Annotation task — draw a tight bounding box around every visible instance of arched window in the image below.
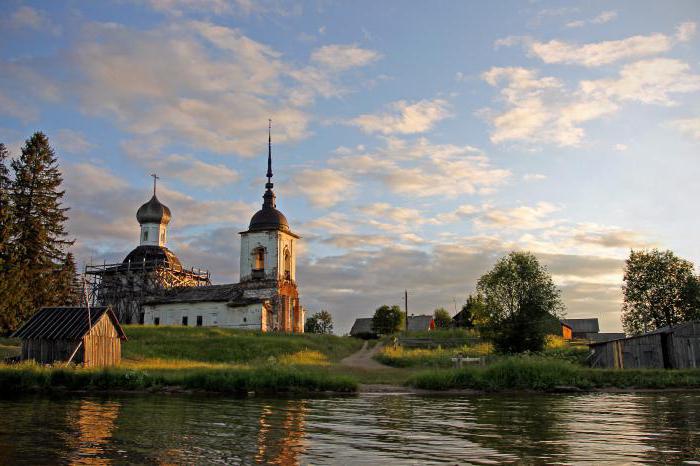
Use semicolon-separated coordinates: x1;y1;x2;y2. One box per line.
283;248;291;280
253;247;265;271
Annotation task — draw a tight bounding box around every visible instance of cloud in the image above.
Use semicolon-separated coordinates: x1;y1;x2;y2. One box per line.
668;117;700;140
571;227;653;249
566;10;617;28
523;173;547;181
155;154;240;188
349;99;452;135
310;44;381;71
145;0;298;17
613;143;628;151
54;129;94;154
480;66;617;146
580;58;700;105
329;138;511;198
475;202;560;231
6;6;59;34
499;23;693;67
0;91;37;122
291;168;355;208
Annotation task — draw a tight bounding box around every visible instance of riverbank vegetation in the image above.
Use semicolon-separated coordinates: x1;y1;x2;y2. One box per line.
406;356;700;391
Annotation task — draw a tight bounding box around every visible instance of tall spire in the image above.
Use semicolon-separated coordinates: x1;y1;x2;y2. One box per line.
266;119;273;189
150;173;159;196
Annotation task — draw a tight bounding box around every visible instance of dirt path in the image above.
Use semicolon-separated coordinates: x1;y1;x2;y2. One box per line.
340;341;394;370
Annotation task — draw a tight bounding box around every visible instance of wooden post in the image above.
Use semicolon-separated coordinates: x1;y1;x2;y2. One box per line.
405;290;408;333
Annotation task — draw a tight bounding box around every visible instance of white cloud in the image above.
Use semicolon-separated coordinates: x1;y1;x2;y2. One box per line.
292;168;355;208
523;173;547;181
499;23;693;67
310;44;381;71
580;58;700;105
54;129;94;154
145;0;298;17
613;143;628;151
156;154;240;188
475;202;560;231
330;138;510;198
349;99;452;135
676;22;697;42
566;10;617;28
668;117;700;140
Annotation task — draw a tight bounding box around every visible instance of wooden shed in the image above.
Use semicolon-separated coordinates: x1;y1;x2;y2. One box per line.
11;307;127;367
589;321;700;369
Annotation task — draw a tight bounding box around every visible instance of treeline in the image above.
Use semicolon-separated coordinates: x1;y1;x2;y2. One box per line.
0;132;79;334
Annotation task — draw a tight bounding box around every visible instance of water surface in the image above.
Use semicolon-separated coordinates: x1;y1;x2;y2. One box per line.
0;392;698;464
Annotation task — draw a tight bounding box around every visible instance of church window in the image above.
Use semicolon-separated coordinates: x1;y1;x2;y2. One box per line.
196;316;203;327
143;230;149;241
253;247;265;270
154;317;160;326
182;316;188;326
284;248;291;280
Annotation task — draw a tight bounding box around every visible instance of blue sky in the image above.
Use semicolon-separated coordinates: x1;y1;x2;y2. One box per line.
2;0;699;333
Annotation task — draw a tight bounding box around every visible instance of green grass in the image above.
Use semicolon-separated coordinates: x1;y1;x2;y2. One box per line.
121;325;363;364
0;362;357;395
0;337;20;359
406;356;700;391
375;343;493;368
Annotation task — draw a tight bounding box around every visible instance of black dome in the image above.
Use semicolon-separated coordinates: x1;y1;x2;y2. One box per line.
136;195;171;225
249;207;289;232
123;245;182;269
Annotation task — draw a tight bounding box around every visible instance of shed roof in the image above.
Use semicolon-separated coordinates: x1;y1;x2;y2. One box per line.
350;318;374;335
12;307;127;341
561;318;599;334
407;315;434;332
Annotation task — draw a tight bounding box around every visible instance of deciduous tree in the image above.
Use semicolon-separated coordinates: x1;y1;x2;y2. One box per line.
304;310;334;334
372;305;404;335
621;249;700;335
477;251;565;353
433;307;451;329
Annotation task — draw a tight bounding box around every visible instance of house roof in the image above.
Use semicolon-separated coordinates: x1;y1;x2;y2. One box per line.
407;315;434;332
11;307;127;341
350;318;374;335
561;318;599;333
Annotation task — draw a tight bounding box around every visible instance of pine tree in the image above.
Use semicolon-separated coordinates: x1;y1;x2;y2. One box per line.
53;252;81;306
9;132;74;318
0;143;11;261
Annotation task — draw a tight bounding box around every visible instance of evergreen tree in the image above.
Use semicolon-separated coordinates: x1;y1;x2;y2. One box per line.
53;252;81;306
9;132;73;320
0;143;11;262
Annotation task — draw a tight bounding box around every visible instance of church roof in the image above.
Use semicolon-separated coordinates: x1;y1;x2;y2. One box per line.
123;245;182;269
145;283;267;307
136;194;171;225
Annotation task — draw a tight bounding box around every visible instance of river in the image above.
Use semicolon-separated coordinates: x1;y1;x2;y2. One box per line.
0;392;698;464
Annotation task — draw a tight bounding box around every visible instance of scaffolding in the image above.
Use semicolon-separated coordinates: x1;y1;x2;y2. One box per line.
84;258;211;323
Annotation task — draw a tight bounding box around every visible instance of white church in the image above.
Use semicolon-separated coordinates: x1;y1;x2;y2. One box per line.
140;125;304;332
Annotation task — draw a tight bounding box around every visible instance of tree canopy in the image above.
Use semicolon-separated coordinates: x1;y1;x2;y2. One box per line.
477;251;565;353
304;310;334;334
433;308;451;329
621;249;700;335
372;305;404;335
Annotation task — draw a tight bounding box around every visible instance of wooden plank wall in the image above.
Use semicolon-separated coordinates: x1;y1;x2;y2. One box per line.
82;313;122;367
22;339;82;364
668;322;700;369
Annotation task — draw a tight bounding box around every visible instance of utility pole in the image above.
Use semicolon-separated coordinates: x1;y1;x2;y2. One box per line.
405;289;408;332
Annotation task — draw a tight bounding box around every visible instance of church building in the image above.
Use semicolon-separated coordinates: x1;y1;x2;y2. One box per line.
142;125;304;332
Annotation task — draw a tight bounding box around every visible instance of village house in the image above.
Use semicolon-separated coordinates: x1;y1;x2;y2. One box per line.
11;307;127;367
350;315;435;338
560;318;625;342
142;125;304;333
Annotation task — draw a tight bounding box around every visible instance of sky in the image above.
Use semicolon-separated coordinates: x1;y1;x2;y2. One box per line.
1;0;699;334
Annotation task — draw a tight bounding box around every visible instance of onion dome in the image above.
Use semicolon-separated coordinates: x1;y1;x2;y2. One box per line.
248;119;289;232
136;195;171;225
122;245;182;269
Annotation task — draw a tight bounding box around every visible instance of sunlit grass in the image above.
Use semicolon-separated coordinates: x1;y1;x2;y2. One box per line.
278;350;330;366
376;343;494;368
121;358;244;370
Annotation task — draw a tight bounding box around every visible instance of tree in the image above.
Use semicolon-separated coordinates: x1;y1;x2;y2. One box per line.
5;132;73;328
372;305;404;335
433;308;451;329
477;251;565;353
621;249;700;335
53;252;81;306
454;294;487;329
0;143;11;262
304;310;334;334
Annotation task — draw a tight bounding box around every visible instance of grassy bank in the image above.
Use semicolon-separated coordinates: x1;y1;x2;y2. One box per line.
406;356;700;391
376;343;493;368
0;362;357;395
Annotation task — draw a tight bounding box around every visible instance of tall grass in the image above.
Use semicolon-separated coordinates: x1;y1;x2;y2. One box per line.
376;343;493;368
0;362;357;395
407;356;700;391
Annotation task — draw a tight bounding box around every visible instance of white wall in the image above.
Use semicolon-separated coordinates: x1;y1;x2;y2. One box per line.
140;222;166;246
239;230;297;282
143;302;264;330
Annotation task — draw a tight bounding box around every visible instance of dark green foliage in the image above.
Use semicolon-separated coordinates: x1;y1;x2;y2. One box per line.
372;305;404;335
53;252;81;306
0;133;75;333
406;356;700;391
477;251;565;354
304;310;334;334
622;249;700;335
454;294;486;328
433;308;451;329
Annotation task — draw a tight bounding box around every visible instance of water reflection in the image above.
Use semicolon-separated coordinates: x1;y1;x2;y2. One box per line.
0;392;698;464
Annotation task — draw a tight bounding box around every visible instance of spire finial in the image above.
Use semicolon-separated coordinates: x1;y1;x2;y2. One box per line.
266;119;273;186
150;173;159;196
